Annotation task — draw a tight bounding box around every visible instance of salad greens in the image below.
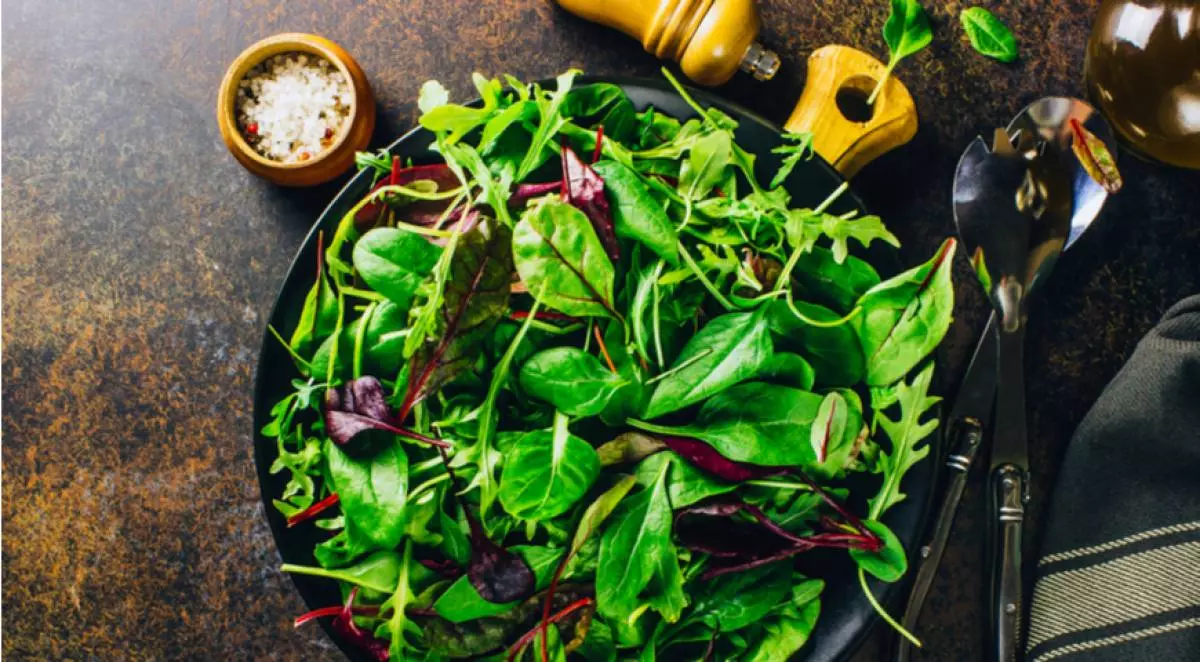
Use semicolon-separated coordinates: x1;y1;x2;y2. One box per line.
868;0;934;105
960;7;1019;63
264;69;955;661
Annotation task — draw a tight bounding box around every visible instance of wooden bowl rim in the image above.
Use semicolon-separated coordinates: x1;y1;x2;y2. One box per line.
216;32;364;172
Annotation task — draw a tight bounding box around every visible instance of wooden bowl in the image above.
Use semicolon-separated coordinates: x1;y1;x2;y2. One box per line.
216;33;375;187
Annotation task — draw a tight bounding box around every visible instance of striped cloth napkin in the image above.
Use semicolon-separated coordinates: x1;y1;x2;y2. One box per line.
1027;295;1200;661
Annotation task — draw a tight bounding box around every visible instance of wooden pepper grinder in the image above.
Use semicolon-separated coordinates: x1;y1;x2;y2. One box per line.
554;0;918;177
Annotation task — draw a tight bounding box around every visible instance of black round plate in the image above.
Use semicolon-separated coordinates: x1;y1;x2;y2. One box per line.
253;76;941;662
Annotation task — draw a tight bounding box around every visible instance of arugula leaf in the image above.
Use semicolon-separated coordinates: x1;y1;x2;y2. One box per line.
867;363;940;519
643;310;773;419
381;540;418;659
596;459;674;622
513;197;619;318
769;131;816;189
352;228;444;309
960;7;1018;63
519;347;626;417
325;439;409;551
439;505;471;567
785;208;900;264
854;238;956;387
499;412;602;521
868;0;934;104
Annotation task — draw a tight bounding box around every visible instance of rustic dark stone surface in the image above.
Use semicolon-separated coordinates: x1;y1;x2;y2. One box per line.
2;0;1197;659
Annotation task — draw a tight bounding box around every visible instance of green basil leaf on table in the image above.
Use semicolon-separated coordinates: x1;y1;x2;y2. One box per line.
513;197;619;318
498;412;602;521
643;309;773;419
592;160;679;265
960;7;1019;63
870;0;934;104
849;520;908;582
324;439;409;552
352;227;444;309
596;458;675;622
767;299;865;387
518;347;626;417
854;238;956;387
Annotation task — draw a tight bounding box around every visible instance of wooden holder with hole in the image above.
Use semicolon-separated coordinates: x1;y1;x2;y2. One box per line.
784;45;918;178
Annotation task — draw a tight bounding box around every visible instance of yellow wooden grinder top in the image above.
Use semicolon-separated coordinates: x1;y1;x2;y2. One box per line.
554;0;919;178
555;0;780;85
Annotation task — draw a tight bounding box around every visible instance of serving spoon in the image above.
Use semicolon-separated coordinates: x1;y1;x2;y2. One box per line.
894;97;1116;662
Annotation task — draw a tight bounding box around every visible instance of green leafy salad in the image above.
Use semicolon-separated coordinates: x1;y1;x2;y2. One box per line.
262;69;956;661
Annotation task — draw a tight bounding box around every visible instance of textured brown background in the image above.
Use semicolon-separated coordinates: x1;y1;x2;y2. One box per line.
3;0;1197;659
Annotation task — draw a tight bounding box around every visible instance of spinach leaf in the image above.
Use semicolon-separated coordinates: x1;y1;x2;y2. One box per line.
690;562;792;632
592;160;679;264
325;439;408;551
563;83;638;144
644;537;688;623
785;209;899;265
866;363;939;519
289;247;339;356
869;0;934;104
757;352;816;390
280;549;401;602
599;320;652;426
679;130;731;201
633;452;736;508
519;347;625;417
570;475;639;557
789;246;881;314
850;520;907;582
498;412;602;521
960;7;1018;63
854;238;956;387
643;310;773;419
433;545;563;623
352;227;444;309
768;299;865;387
439;505;472;567
636;382;860;475
596;459;674;622
742;587;821;661
513;197;619;318
400;217;514;418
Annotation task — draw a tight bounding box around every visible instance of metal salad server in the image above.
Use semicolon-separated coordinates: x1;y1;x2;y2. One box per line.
893;97;1117;662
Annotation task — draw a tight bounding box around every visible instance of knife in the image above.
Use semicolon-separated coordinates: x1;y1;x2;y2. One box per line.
893;313;997;662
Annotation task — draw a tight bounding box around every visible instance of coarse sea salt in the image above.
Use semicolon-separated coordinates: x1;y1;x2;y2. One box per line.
236;52;352;163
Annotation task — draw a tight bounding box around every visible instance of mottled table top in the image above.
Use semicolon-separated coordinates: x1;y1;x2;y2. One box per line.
3;0;1198;659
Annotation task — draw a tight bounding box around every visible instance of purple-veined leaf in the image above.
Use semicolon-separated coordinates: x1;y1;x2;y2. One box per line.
561;145;620;261
323;377;449;447
1070;118;1122;194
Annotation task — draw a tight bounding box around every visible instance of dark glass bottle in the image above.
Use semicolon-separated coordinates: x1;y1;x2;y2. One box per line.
1085;0;1200;169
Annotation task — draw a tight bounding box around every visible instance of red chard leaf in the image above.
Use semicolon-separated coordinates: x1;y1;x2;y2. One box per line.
659;435;789;482
355;163;461;231
561;145;620;261
324;377;449;447
511;181;564;206
400;218;514;419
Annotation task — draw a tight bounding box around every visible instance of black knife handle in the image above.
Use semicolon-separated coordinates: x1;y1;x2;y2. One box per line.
893;418;985;662
988;464;1027;662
